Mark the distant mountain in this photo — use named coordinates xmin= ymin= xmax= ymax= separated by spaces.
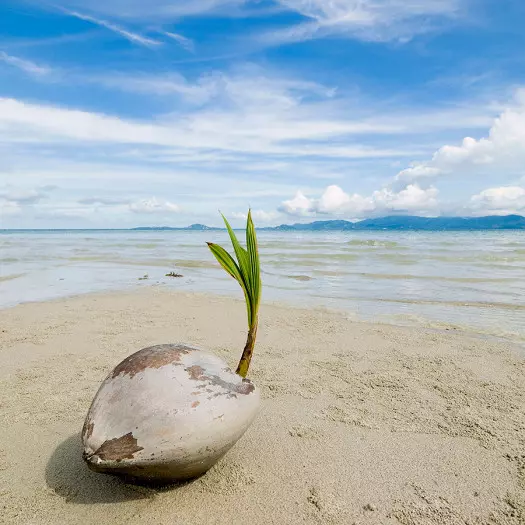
xmin=132 ymin=215 xmax=525 ymax=232
xmin=267 ymin=215 xmax=525 ymax=231
xmin=353 ymin=215 xmax=525 ymax=230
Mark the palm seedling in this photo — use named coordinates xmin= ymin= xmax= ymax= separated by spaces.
xmin=207 ymin=210 xmax=261 ymax=378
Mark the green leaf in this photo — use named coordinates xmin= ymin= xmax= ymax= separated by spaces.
xmin=207 ymin=211 xmax=261 ymax=332
xmin=246 ymin=210 xmax=261 ymax=325
xmin=206 ymin=242 xmax=241 ymax=281
xmin=207 ymin=242 xmax=252 ymax=326
xmin=221 ymin=213 xmax=251 ymax=294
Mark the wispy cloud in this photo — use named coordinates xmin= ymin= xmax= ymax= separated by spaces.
xmin=0 ymin=64 xmax=500 ymax=165
xmin=52 ymin=1 xmax=247 ymax=20
xmin=262 ymin=0 xmax=465 ymax=44
xmin=129 ymin=197 xmax=180 ymax=214
xmin=94 ymin=72 xmax=216 ymax=105
xmin=1 ymin=61 xmax=518 ymax=226
xmin=0 ymin=185 xmax=54 ymax=205
xmin=77 ymin=196 xmax=131 ymax=205
xmin=0 ymin=51 xmax=52 ymax=76
xmin=163 ymin=31 xmax=195 ymax=52
xmin=63 ymin=10 xmax=162 ymax=47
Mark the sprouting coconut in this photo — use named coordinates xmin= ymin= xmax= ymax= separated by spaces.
xmin=82 ymin=211 xmax=261 ymax=483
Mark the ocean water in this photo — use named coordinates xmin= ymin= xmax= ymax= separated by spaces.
xmin=1 ymin=229 xmax=524 ymax=343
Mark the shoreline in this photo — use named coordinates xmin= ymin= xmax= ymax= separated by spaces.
xmin=1 ymin=288 xmax=524 ymax=524
xmin=1 ymin=284 xmax=524 ymax=351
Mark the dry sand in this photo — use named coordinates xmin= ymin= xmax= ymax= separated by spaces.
xmin=0 ymin=287 xmax=524 ymax=524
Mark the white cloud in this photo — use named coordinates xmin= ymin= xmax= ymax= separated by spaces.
xmin=2 ymin=62 xmax=518 ymax=227
xmin=264 ymin=0 xmax=464 ymax=44
xmin=280 ymin=183 xmax=439 ymax=217
xmin=78 ymin=196 xmax=131 ymax=205
xmin=317 ymin=184 xmax=352 ymax=213
xmin=129 ymin=197 xmax=180 ymax=214
xmin=163 ymin=31 xmax=195 ymax=52
xmin=0 ymin=187 xmax=50 ymax=205
xmin=0 ymin=93 xmax=419 ymax=159
xmin=231 ymin=209 xmax=279 ymax=222
xmin=63 ymin=10 xmax=162 ymax=46
xmin=0 ymin=51 xmax=52 ymax=76
xmin=468 ymin=186 xmax=525 ymax=216
xmin=96 ymin=73 xmax=218 ymax=105
xmin=0 ymin=200 xmax=21 ymax=217
xmin=0 ymin=186 xmax=55 ymax=219
xmin=371 ymin=184 xmax=439 ymax=214
xmin=394 ymin=90 xmax=525 ymax=188
xmin=51 ymin=1 xmax=247 ymax=20
xmin=52 ymin=0 xmax=465 ymax=44
xmin=279 ymin=191 xmax=315 ymax=216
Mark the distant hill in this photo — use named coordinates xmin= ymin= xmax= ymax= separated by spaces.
xmin=132 ymin=223 xmax=220 ymax=231
xmin=269 ymin=215 xmax=525 ymax=231
xmin=133 ymin=215 xmax=525 ymax=231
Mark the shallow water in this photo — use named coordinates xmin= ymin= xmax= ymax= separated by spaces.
xmin=1 ymin=230 xmax=524 ymax=343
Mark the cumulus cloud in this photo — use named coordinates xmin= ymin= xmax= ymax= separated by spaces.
xmin=468 ymin=186 xmax=525 ymax=216
xmin=279 ymin=191 xmax=315 ymax=216
xmin=394 ymin=90 xmax=525 ymax=189
xmin=280 ymin=184 xmax=439 ymax=218
xmin=129 ymin=197 xmax=180 ymax=214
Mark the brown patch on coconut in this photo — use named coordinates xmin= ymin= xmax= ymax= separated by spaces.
xmin=111 ymin=344 xmax=194 ymax=379
xmin=185 ymin=365 xmax=256 ymax=397
xmin=236 ymin=379 xmax=255 ymax=395
xmin=186 ymin=365 xmax=205 ymax=380
xmin=91 ymin=432 xmax=144 ymax=462
xmin=83 ymin=420 xmax=95 ymax=440
xmin=191 ymin=401 xmax=200 ymax=408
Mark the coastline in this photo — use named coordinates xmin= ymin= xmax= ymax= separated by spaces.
xmin=1 ymin=288 xmax=524 ymax=524
xmin=1 ymin=281 xmax=524 ymax=350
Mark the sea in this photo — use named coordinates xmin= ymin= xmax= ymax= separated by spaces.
xmin=1 ymin=229 xmax=524 ymax=344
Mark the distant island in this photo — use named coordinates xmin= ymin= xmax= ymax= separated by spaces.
xmin=132 ymin=223 xmax=219 ymax=231
xmin=132 ymin=215 xmax=525 ymax=231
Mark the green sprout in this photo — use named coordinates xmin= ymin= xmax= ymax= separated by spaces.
xmin=207 ymin=210 xmax=261 ymax=378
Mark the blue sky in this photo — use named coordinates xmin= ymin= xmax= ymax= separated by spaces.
xmin=1 ymin=0 xmax=525 ymax=228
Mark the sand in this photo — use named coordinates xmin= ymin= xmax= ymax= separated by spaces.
xmin=0 ymin=287 xmax=524 ymax=524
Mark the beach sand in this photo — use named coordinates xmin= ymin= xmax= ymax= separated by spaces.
xmin=0 ymin=287 xmax=524 ymax=524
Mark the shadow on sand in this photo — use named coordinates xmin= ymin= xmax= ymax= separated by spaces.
xmin=45 ymin=433 xmax=188 ymax=504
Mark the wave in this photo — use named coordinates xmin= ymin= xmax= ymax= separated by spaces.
xmin=356 ymin=272 xmax=514 ymax=283
xmin=346 ymin=240 xmax=401 ymax=248
xmin=0 ymin=273 xmax=24 ymax=283
xmin=66 ymin=256 xmax=216 ymax=269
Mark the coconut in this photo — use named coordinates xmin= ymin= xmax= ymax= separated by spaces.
xmin=82 ymin=344 xmax=259 ymax=483
xmin=82 ymin=210 xmax=263 ymax=484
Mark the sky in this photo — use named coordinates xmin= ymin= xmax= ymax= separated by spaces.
xmin=1 ymin=0 xmax=525 ymax=228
